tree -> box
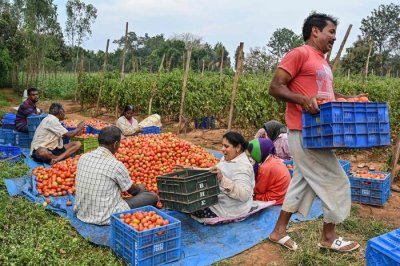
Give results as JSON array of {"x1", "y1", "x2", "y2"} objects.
[
  {"x1": 267, "y1": 28, "x2": 303, "y2": 59},
  {"x1": 341, "y1": 36, "x2": 379, "y2": 75},
  {"x1": 243, "y1": 47, "x2": 276, "y2": 73},
  {"x1": 65, "y1": 0, "x2": 97, "y2": 71},
  {"x1": 360, "y1": 3, "x2": 400, "y2": 74}
]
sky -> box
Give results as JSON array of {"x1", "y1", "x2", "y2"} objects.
[{"x1": 53, "y1": 0, "x2": 396, "y2": 60}]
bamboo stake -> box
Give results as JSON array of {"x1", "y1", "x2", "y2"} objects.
[
  {"x1": 96, "y1": 39, "x2": 110, "y2": 114},
  {"x1": 178, "y1": 48, "x2": 192, "y2": 133},
  {"x1": 116, "y1": 22, "x2": 129, "y2": 118},
  {"x1": 332, "y1": 24, "x2": 352, "y2": 72},
  {"x1": 227, "y1": 42, "x2": 244, "y2": 131}
]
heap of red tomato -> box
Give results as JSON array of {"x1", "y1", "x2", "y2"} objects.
[
  {"x1": 33, "y1": 133, "x2": 219, "y2": 202},
  {"x1": 85, "y1": 119, "x2": 109, "y2": 129},
  {"x1": 119, "y1": 210, "x2": 170, "y2": 232},
  {"x1": 116, "y1": 133, "x2": 219, "y2": 194},
  {"x1": 33, "y1": 156, "x2": 80, "y2": 196}
]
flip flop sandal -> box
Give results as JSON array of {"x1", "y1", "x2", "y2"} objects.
[
  {"x1": 269, "y1": 235, "x2": 298, "y2": 251},
  {"x1": 318, "y1": 237, "x2": 360, "y2": 252}
]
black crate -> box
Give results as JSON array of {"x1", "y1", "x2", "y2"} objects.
[
  {"x1": 157, "y1": 169, "x2": 218, "y2": 194},
  {"x1": 162, "y1": 195, "x2": 219, "y2": 213},
  {"x1": 159, "y1": 185, "x2": 219, "y2": 202}
]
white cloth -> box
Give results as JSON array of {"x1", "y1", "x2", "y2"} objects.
[
  {"x1": 115, "y1": 116, "x2": 139, "y2": 136},
  {"x1": 282, "y1": 130, "x2": 351, "y2": 224},
  {"x1": 30, "y1": 114, "x2": 68, "y2": 155},
  {"x1": 74, "y1": 147, "x2": 132, "y2": 225},
  {"x1": 210, "y1": 152, "x2": 255, "y2": 218}
]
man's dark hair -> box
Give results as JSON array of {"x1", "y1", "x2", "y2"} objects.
[
  {"x1": 27, "y1": 87, "x2": 39, "y2": 95},
  {"x1": 302, "y1": 13, "x2": 338, "y2": 41},
  {"x1": 98, "y1": 126, "x2": 122, "y2": 145},
  {"x1": 49, "y1": 103, "x2": 64, "y2": 115}
]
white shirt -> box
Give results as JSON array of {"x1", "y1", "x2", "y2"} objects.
[
  {"x1": 30, "y1": 114, "x2": 68, "y2": 154},
  {"x1": 210, "y1": 152, "x2": 255, "y2": 218}
]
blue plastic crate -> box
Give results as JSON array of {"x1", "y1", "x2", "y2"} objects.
[
  {"x1": 195, "y1": 117, "x2": 216, "y2": 129},
  {"x1": 283, "y1": 160, "x2": 294, "y2": 177},
  {"x1": 350, "y1": 171, "x2": 391, "y2": 206},
  {"x1": 366, "y1": 229, "x2": 400, "y2": 266},
  {"x1": 142, "y1": 126, "x2": 161, "y2": 135},
  {"x1": 283, "y1": 159, "x2": 350, "y2": 177},
  {"x1": 0, "y1": 145, "x2": 21, "y2": 163},
  {"x1": 0, "y1": 129, "x2": 15, "y2": 145},
  {"x1": 2, "y1": 123, "x2": 15, "y2": 130},
  {"x1": 27, "y1": 113, "x2": 48, "y2": 126},
  {"x1": 339, "y1": 159, "x2": 351, "y2": 175},
  {"x1": 3, "y1": 113, "x2": 16, "y2": 120},
  {"x1": 302, "y1": 102, "x2": 390, "y2": 149},
  {"x1": 13, "y1": 131, "x2": 32, "y2": 148},
  {"x1": 110, "y1": 206, "x2": 181, "y2": 266}
]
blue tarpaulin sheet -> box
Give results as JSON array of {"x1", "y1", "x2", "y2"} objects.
[{"x1": 4, "y1": 150, "x2": 324, "y2": 265}]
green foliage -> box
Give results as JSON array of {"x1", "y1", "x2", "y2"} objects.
[
  {"x1": 282, "y1": 207, "x2": 394, "y2": 266},
  {"x1": 0, "y1": 48, "x2": 12, "y2": 87},
  {"x1": 267, "y1": 28, "x2": 303, "y2": 59}
]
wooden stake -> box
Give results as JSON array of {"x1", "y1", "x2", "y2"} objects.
[
  {"x1": 167, "y1": 54, "x2": 173, "y2": 71},
  {"x1": 332, "y1": 24, "x2": 352, "y2": 72},
  {"x1": 202, "y1": 59, "x2": 205, "y2": 76},
  {"x1": 363, "y1": 37, "x2": 373, "y2": 81},
  {"x1": 116, "y1": 22, "x2": 129, "y2": 118},
  {"x1": 131, "y1": 49, "x2": 135, "y2": 73},
  {"x1": 219, "y1": 47, "x2": 224, "y2": 82},
  {"x1": 78, "y1": 47, "x2": 84, "y2": 109},
  {"x1": 326, "y1": 49, "x2": 332, "y2": 63},
  {"x1": 347, "y1": 69, "x2": 350, "y2": 79},
  {"x1": 178, "y1": 48, "x2": 192, "y2": 133},
  {"x1": 227, "y1": 42, "x2": 244, "y2": 131},
  {"x1": 96, "y1": 39, "x2": 109, "y2": 114}
]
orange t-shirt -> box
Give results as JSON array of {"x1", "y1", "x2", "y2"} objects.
[
  {"x1": 254, "y1": 156, "x2": 291, "y2": 205},
  {"x1": 279, "y1": 45, "x2": 335, "y2": 130}
]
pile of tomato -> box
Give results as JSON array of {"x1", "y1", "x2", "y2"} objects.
[
  {"x1": 85, "y1": 119, "x2": 109, "y2": 129},
  {"x1": 74, "y1": 133, "x2": 98, "y2": 139},
  {"x1": 33, "y1": 156, "x2": 80, "y2": 196},
  {"x1": 33, "y1": 133, "x2": 219, "y2": 203},
  {"x1": 119, "y1": 210, "x2": 170, "y2": 232},
  {"x1": 353, "y1": 170, "x2": 387, "y2": 180},
  {"x1": 317, "y1": 96, "x2": 369, "y2": 105},
  {"x1": 116, "y1": 133, "x2": 219, "y2": 194}
]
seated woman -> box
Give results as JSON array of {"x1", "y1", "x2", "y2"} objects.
[
  {"x1": 191, "y1": 131, "x2": 256, "y2": 219},
  {"x1": 247, "y1": 138, "x2": 291, "y2": 205},
  {"x1": 254, "y1": 120, "x2": 291, "y2": 160},
  {"x1": 116, "y1": 105, "x2": 141, "y2": 136}
]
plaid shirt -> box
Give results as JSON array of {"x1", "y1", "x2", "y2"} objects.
[
  {"x1": 15, "y1": 98, "x2": 38, "y2": 130},
  {"x1": 74, "y1": 147, "x2": 132, "y2": 225}
]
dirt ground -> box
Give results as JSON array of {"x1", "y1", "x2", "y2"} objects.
[{"x1": 5, "y1": 90, "x2": 400, "y2": 265}]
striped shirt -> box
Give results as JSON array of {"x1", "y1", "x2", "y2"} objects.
[{"x1": 15, "y1": 99, "x2": 38, "y2": 130}]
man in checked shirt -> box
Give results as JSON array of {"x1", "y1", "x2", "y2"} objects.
[{"x1": 74, "y1": 126, "x2": 158, "y2": 225}]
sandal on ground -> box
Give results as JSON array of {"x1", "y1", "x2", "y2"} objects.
[
  {"x1": 318, "y1": 237, "x2": 360, "y2": 252},
  {"x1": 268, "y1": 235, "x2": 298, "y2": 251}
]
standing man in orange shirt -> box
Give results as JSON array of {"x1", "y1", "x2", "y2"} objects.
[{"x1": 268, "y1": 13, "x2": 361, "y2": 252}]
